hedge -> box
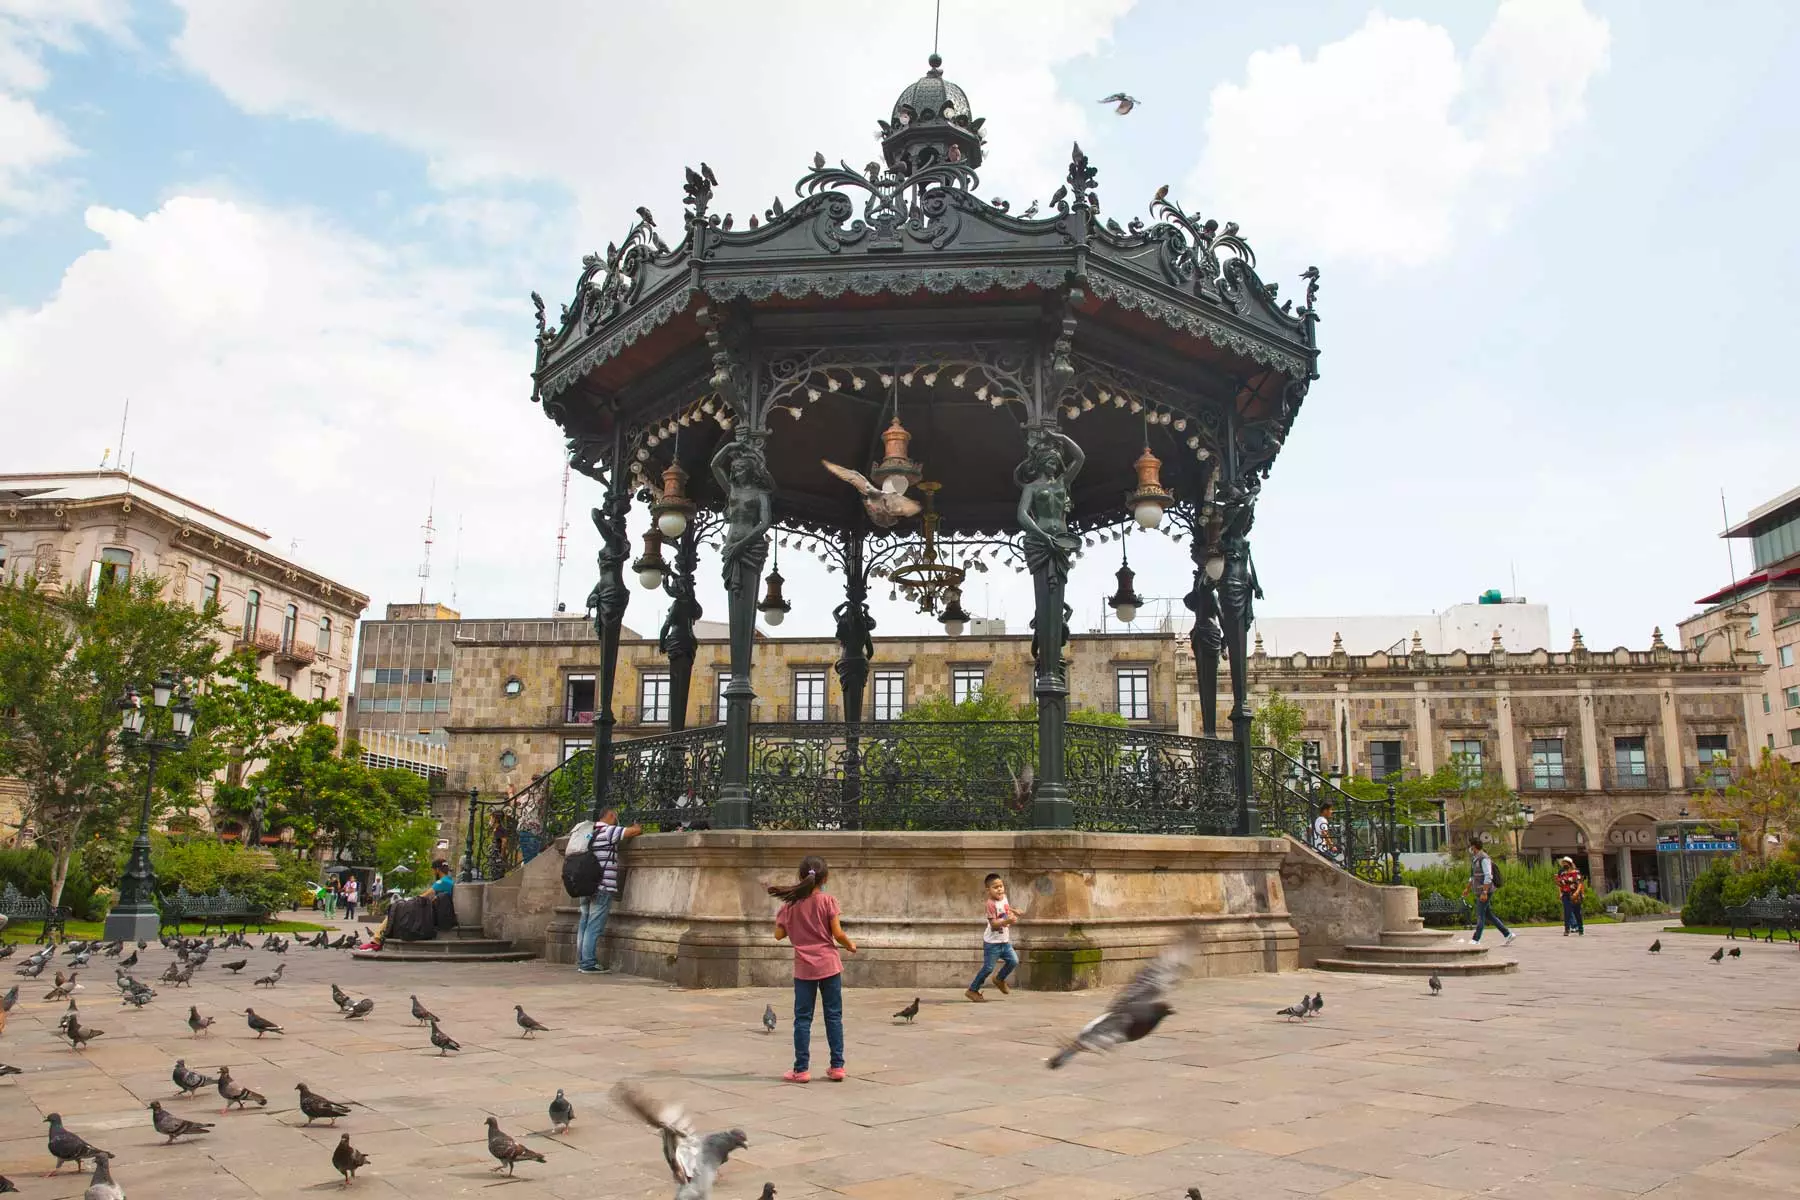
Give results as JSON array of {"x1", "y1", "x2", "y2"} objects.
[
  {"x1": 0, "y1": 848, "x2": 105, "y2": 920},
  {"x1": 1402, "y1": 860, "x2": 1650, "y2": 924},
  {"x1": 1682, "y1": 860, "x2": 1800, "y2": 926}
]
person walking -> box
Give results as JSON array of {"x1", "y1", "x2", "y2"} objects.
[
  {"x1": 1464, "y1": 837, "x2": 1515, "y2": 946},
  {"x1": 965, "y1": 873, "x2": 1019, "y2": 1002},
  {"x1": 564, "y1": 807, "x2": 642, "y2": 975},
  {"x1": 1555, "y1": 856, "x2": 1586, "y2": 936},
  {"x1": 342, "y1": 875, "x2": 358, "y2": 923},
  {"x1": 770, "y1": 855, "x2": 857, "y2": 1083}
]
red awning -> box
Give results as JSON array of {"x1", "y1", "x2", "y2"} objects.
[{"x1": 1696, "y1": 566, "x2": 1800, "y2": 605}]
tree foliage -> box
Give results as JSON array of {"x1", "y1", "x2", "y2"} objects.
[
  {"x1": 375, "y1": 817, "x2": 441, "y2": 889},
  {"x1": 254, "y1": 727, "x2": 431, "y2": 863},
  {"x1": 1696, "y1": 748, "x2": 1800, "y2": 864},
  {"x1": 182, "y1": 651, "x2": 337, "y2": 825},
  {"x1": 1251, "y1": 690, "x2": 1307, "y2": 761}
]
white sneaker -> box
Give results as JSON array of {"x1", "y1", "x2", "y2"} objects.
[{"x1": 1503, "y1": 933, "x2": 1516, "y2": 946}]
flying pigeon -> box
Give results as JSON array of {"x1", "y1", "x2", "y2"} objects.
[
  {"x1": 332, "y1": 1134, "x2": 370, "y2": 1187},
  {"x1": 0, "y1": 1064, "x2": 20, "y2": 1079},
  {"x1": 549, "y1": 1089, "x2": 574, "y2": 1134},
  {"x1": 149, "y1": 1099, "x2": 212, "y2": 1143},
  {"x1": 515, "y1": 1005, "x2": 550, "y2": 1037},
  {"x1": 1648, "y1": 940, "x2": 1661, "y2": 953},
  {"x1": 44, "y1": 1113, "x2": 108, "y2": 1172},
  {"x1": 762, "y1": 1004, "x2": 777, "y2": 1034},
  {"x1": 484, "y1": 1116, "x2": 547, "y2": 1176},
  {"x1": 820, "y1": 460, "x2": 922, "y2": 528},
  {"x1": 1710, "y1": 947, "x2": 1725, "y2": 963},
  {"x1": 893, "y1": 998, "x2": 920, "y2": 1024},
  {"x1": 343, "y1": 998, "x2": 375, "y2": 1020},
  {"x1": 429, "y1": 1020, "x2": 461, "y2": 1055},
  {"x1": 0, "y1": 1174, "x2": 15, "y2": 1192},
  {"x1": 187, "y1": 1006, "x2": 214, "y2": 1036},
  {"x1": 1099, "y1": 92, "x2": 1140, "y2": 115},
  {"x1": 1276, "y1": 998, "x2": 1311, "y2": 1022},
  {"x1": 243, "y1": 1008, "x2": 284, "y2": 1037},
  {"x1": 613, "y1": 1082, "x2": 750, "y2": 1199},
  {"x1": 296, "y1": 1082, "x2": 353, "y2": 1125},
  {"x1": 410, "y1": 994, "x2": 437, "y2": 1025},
  {"x1": 1428, "y1": 973, "x2": 1442, "y2": 996},
  {"x1": 172, "y1": 1059, "x2": 216, "y2": 1097},
  {"x1": 1729, "y1": 947, "x2": 1742, "y2": 958},
  {"x1": 1047, "y1": 936, "x2": 1196, "y2": 1068},
  {"x1": 83, "y1": 1152, "x2": 123, "y2": 1200},
  {"x1": 217, "y1": 1065, "x2": 267, "y2": 1111}
]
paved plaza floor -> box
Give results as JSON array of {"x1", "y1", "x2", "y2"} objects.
[{"x1": 2, "y1": 919, "x2": 1799, "y2": 1199}]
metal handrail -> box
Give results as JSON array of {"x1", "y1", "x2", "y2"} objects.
[{"x1": 1252, "y1": 745, "x2": 1400, "y2": 884}]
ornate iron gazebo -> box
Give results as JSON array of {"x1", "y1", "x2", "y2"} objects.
[{"x1": 530, "y1": 55, "x2": 1320, "y2": 836}]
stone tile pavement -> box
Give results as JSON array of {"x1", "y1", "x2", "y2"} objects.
[{"x1": 2, "y1": 921, "x2": 1799, "y2": 1198}]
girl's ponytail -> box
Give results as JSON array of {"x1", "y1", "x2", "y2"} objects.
[{"x1": 767, "y1": 854, "x2": 830, "y2": 904}]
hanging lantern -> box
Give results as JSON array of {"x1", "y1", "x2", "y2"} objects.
[
  {"x1": 870, "y1": 415, "x2": 922, "y2": 495},
  {"x1": 1108, "y1": 543, "x2": 1143, "y2": 624},
  {"x1": 1126, "y1": 446, "x2": 1173, "y2": 529},
  {"x1": 939, "y1": 585, "x2": 970, "y2": 636},
  {"x1": 758, "y1": 566, "x2": 792, "y2": 626},
  {"x1": 632, "y1": 529, "x2": 668, "y2": 590},
  {"x1": 651, "y1": 461, "x2": 697, "y2": 538}
]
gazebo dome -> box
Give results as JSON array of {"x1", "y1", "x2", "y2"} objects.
[{"x1": 882, "y1": 54, "x2": 984, "y2": 175}]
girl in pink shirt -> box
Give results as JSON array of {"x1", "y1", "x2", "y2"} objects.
[{"x1": 770, "y1": 855, "x2": 857, "y2": 1083}]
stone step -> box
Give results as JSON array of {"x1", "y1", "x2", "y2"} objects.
[
  {"x1": 1313, "y1": 956, "x2": 1517, "y2": 976},
  {"x1": 1379, "y1": 929, "x2": 1456, "y2": 946},
  {"x1": 1338, "y1": 942, "x2": 1491, "y2": 962},
  {"x1": 351, "y1": 948, "x2": 536, "y2": 964}
]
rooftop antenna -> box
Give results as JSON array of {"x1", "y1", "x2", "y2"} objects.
[
  {"x1": 451, "y1": 514, "x2": 464, "y2": 608},
  {"x1": 417, "y1": 482, "x2": 436, "y2": 604},
  {"x1": 552, "y1": 456, "x2": 572, "y2": 613},
  {"x1": 1721, "y1": 489, "x2": 1739, "y2": 588},
  {"x1": 933, "y1": 0, "x2": 941, "y2": 56},
  {"x1": 115, "y1": 399, "x2": 129, "y2": 473}
]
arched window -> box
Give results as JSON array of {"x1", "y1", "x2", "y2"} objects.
[
  {"x1": 244, "y1": 589, "x2": 261, "y2": 638},
  {"x1": 317, "y1": 615, "x2": 332, "y2": 655},
  {"x1": 282, "y1": 603, "x2": 299, "y2": 649},
  {"x1": 201, "y1": 573, "x2": 220, "y2": 609},
  {"x1": 88, "y1": 547, "x2": 133, "y2": 602}
]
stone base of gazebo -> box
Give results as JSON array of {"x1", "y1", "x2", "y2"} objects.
[{"x1": 484, "y1": 830, "x2": 1299, "y2": 989}]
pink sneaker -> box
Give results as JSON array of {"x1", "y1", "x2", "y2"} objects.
[
  {"x1": 782, "y1": 1069, "x2": 810, "y2": 1083},
  {"x1": 826, "y1": 1067, "x2": 846, "y2": 1082}
]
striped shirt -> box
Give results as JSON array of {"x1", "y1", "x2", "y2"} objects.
[{"x1": 589, "y1": 821, "x2": 626, "y2": 894}]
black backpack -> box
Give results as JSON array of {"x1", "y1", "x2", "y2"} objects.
[
  {"x1": 561, "y1": 830, "x2": 603, "y2": 899},
  {"x1": 1488, "y1": 858, "x2": 1504, "y2": 890}
]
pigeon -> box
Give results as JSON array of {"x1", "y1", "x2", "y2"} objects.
[
  {"x1": 758, "y1": 1187, "x2": 776, "y2": 1200},
  {"x1": 1276, "y1": 998, "x2": 1312, "y2": 1022},
  {"x1": 0, "y1": 1063, "x2": 19, "y2": 1079},
  {"x1": 0, "y1": 1175, "x2": 14, "y2": 1192},
  {"x1": 762, "y1": 1004, "x2": 778, "y2": 1034},
  {"x1": 428, "y1": 1020, "x2": 461, "y2": 1055},
  {"x1": 187, "y1": 1006, "x2": 213, "y2": 1036},
  {"x1": 1729, "y1": 947, "x2": 1742, "y2": 958},
  {"x1": 16, "y1": 957, "x2": 45, "y2": 978},
  {"x1": 220, "y1": 960, "x2": 247, "y2": 973},
  {"x1": 332, "y1": 1133, "x2": 369, "y2": 1186},
  {"x1": 217, "y1": 1066, "x2": 266, "y2": 1111},
  {"x1": 514, "y1": 1005, "x2": 550, "y2": 1037},
  {"x1": 45, "y1": 1113, "x2": 108, "y2": 1172},
  {"x1": 330, "y1": 983, "x2": 352, "y2": 1012},
  {"x1": 409, "y1": 994, "x2": 437, "y2": 1025},
  {"x1": 253, "y1": 964, "x2": 285, "y2": 987},
  {"x1": 1047, "y1": 935, "x2": 1196, "y2": 1069},
  {"x1": 83, "y1": 1152, "x2": 122, "y2": 1200},
  {"x1": 243, "y1": 1008, "x2": 284, "y2": 1037},
  {"x1": 893, "y1": 997, "x2": 919, "y2": 1024},
  {"x1": 101, "y1": 942, "x2": 122, "y2": 958},
  {"x1": 1711, "y1": 947, "x2": 1725, "y2": 963},
  {"x1": 63, "y1": 1016, "x2": 103, "y2": 1050},
  {"x1": 149, "y1": 1100, "x2": 212, "y2": 1143},
  {"x1": 1428, "y1": 973, "x2": 1442, "y2": 996},
  {"x1": 484, "y1": 1116, "x2": 546, "y2": 1175},
  {"x1": 1099, "y1": 92, "x2": 1140, "y2": 115},
  {"x1": 119, "y1": 988, "x2": 153, "y2": 1009},
  {"x1": 1, "y1": 985, "x2": 16, "y2": 1012},
  {"x1": 0, "y1": 943, "x2": 12, "y2": 958},
  {"x1": 343, "y1": 998, "x2": 375, "y2": 1020},
  {"x1": 45, "y1": 970, "x2": 80, "y2": 1000},
  {"x1": 613, "y1": 1083, "x2": 750, "y2": 1200},
  {"x1": 1308, "y1": 992, "x2": 1324, "y2": 1017},
  {"x1": 1186, "y1": 1190, "x2": 1202, "y2": 1200},
  {"x1": 820, "y1": 460, "x2": 922, "y2": 528},
  {"x1": 296, "y1": 1083, "x2": 353, "y2": 1125},
  {"x1": 172, "y1": 1059, "x2": 216, "y2": 1097},
  {"x1": 118, "y1": 951, "x2": 137, "y2": 969},
  {"x1": 1648, "y1": 940, "x2": 1661, "y2": 953},
  {"x1": 549, "y1": 1088, "x2": 574, "y2": 1134}
]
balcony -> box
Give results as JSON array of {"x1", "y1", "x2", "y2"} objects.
[
  {"x1": 274, "y1": 638, "x2": 316, "y2": 667},
  {"x1": 233, "y1": 629, "x2": 281, "y2": 657},
  {"x1": 1685, "y1": 764, "x2": 1737, "y2": 792},
  {"x1": 1518, "y1": 769, "x2": 1587, "y2": 793},
  {"x1": 771, "y1": 704, "x2": 843, "y2": 723},
  {"x1": 552, "y1": 705, "x2": 596, "y2": 725},
  {"x1": 1600, "y1": 765, "x2": 1667, "y2": 791}
]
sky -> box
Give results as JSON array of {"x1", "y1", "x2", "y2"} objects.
[{"x1": 3, "y1": 0, "x2": 1797, "y2": 654}]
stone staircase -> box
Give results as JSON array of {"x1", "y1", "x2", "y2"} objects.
[
  {"x1": 1314, "y1": 925, "x2": 1516, "y2": 976},
  {"x1": 351, "y1": 924, "x2": 534, "y2": 965}
]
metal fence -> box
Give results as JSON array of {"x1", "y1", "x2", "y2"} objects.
[{"x1": 1252, "y1": 746, "x2": 1400, "y2": 884}]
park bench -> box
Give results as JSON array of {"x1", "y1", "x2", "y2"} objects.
[
  {"x1": 1419, "y1": 893, "x2": 1470, "y2": 928},
  {"x1": 1723, "y1": 892, "x2": 1800, "y2": 943},
  {"x1": 158, "y1": 887, "x2": 273, "y2": 934},
  {"x1": 0, "y1": 883, "x2": 70, "y2": 941}
]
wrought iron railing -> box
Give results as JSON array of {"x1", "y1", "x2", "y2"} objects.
[{"x1": 1252, "y1": 746, "x2": 1400, "y2": 884}]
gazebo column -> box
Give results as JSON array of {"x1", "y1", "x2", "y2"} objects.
[
  {"x1": 1215, "y1": 476, "x2": 1262, "y2": 836},
  {"x1": 834, "y1": 531, "x2": 875, "y2": 829},
  {"x1": 586, "y1": 462, "x2": 632, "y2": 820},
  {"x1": 659, "y1": 525, "x2": 702, "y2": 732},
  {"x1": 1183, "y1": 505, "x2": 1224, "y2": 738},
  {"x1": 712, "y1": 429, "x2": 773, "y2": 830},
  {"x1": 1017, "y1": 423, "x2": 1085, "y2": 829}
]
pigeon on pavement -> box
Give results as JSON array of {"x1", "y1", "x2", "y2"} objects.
[
  {"x1": 343, "y1": 998, "x2": 375, "y2": 1020},
  {"x1": 296, "y1": 1083, "x2": 353, "y2": 1125},
  {"x1": 762, "y1": 1004, "x2": 777, "y2": 1034},
  {"x1": 409, "y1": 994, "x2": 436, "y2": 1025},
  {"x1": 1047, "y1": 935, "x2": 1195, "y2": 1069},
  {"x1": 332, "y1": 1134, "x2": 369, "y2": 1186},
  {"x1": 1729, "y1": 947, "x2": 1742, "y2": 958},
  {"x1": 0, "y1": 1064, "x2": 20, "y2": 1079},
  {"x1": 45, "y1": 1113, "x2": 108, "y2": 1172},
  {"x1": 1, "y1": 985, "x2": 16, "y2": 1012},
  {"x1": 217, "y1": 1066, "x2": 267, "y2": 1111},
  {"x1": 893, "y1": 998, "x2": 919, "y2": 1024},
  {"x1": 0, "y1": 1174, "x2": 15, "y2": 1192},
  {"x1": 243, "y1": 1008, "x2": 284, "y2": 1038},
  {"x1": 149, "y1": 1100, "x2": 212, "y2": 1143},
  {"x1": 1276, "y1": 998, "x2": 1311, "y2": 1022},
  {"x1": 187, "y1": 1007, "x2": 213, "y2": 1036},
  {"x1": 1308, "y1": 992, "x2": 1324, "y2": 1017},
  {"x1": 62, "y1": 1016, "x2": 103, "y2": 1050},
  {"x1": 172, "y1": 1060, "x2": 216, "y2": 1097},
  {"x1": 253, "y1": 964, "x2": 285, "y2": 987},
  {"x1": 549, "y1": 1089, "x2": 574, "y2": 1133},
  {"x1": 82, "y1": 1152, "x2": 122, "y2": 1200},
  {"x1": 758, "y1": 1186, "x2": 776, "y2": 1200},
  {"x1": 1648, "y1": 940, "x2": 1661, "y2": 953},
  {"x1": 1099, "y1": 92, "x2": 1140, "y2": 115},
  {"x1": 515, "y1": 1005, "x2": 550, "y2": 1037},
  {"x1": 220, "y1": 960, "x2": 247, "y2": 973},
  {"x1": 330, "y1": 984, "x2": 352, "y2": 1012},
  {"x1": 1711, "y1": 947, "x2": 1725, "y2": 963},
  {"x1": 613, "y1": 1082, "x2": 749, "y2": 1200},
  {"x1": 484, "y1": 1117, "x2": 546, "y2": 1175},
  {"x1": 118, "y1": 951, "x2": 137, "y2": 969},
  {"x1": 1428, "y1": 973, "x2": 1443, "y2": 996},
  {"x1": 428, "y1": 1020, "x2": 460, "y2": 1056}
]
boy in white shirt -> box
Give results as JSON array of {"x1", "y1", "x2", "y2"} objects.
[{"x1": 965, "y1": 873, "x2": 1020, "y2": 1001}]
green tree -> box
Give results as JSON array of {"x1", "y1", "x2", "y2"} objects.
[
  {"x1": 1251, "y1": 690, "x2": 1307, "y2": 760},
  {"x1": 184, "y1": 651, "x2": 337, "y2": 827},
  {"x1": 375, "y1": 816, "x2": 441, "y2": 889},
  {"x1": 0, "y1": 575, "x2": 220, "y2": 906},
  {"x1": 254, "y1": 726, "x2": 431, "y2": 863},
  {"x1": 1698, "y1": 748, "x2": 1800, "y2": 864}
]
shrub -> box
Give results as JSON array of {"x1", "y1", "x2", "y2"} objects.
[
  {"x1": 1682, "y1": 860, "x2": 1730, "y2": 926},
  {"x1": 0, "y1": 847, "x2": 104, "y2": 920},
  {"x1": 1597, "y1": 889, "x2": 1666, "y2": 916},
  {"x1": 150, "y1": 836, "x2": 295, "y2": 913},
  {"x1": 1401, "y1": 859, "x2": 1613, "y2": 924},
  {"x1": 1719, "y1": 861, "x2": 1799, "y2": 908}
]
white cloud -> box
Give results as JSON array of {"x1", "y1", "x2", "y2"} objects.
[
  {"x1": 0, "y1": 0, "x2": 127, "y2": 225},
  {"x1": 171, "y1": 0, "x2": 1134, "y2": 253},
  {"x1": 1191, "y1": 0, "x2": 1609, "y2": 268}
]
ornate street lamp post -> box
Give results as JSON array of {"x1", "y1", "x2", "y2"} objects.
[{"x1": 106, "y1": 670, "x2": 196, "y2": 942}]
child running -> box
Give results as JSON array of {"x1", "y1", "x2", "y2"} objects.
[
  {"x1": 770, "y1": 855, "x2": 857, "y2": 1083},
  {"x1": 966, "y1": 872, "x2": 1019, "y2": 1002}
]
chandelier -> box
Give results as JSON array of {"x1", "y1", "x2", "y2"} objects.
[{"x1": 887, "y1": 482, "x2": 970, "y2": 631}]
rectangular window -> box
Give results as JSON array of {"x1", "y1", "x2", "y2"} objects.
[
  {"x1": 243, "y1": 589, "x2": 261, "y2": 638},
  {"x1": 640, "y1": 671, "x2": 672, "y2": 724},
  {"x1": 405, "y1": 697, "x2": 426, "y2": 712},
  {"x1": 1449, "y1": 738, "x2": 1484, "y2": 785},
  {"x1": 1750, "y1": 615, "x2": 1762, "y2": 638},
  {"x1": 1529, "y1": 737, "x2": 1567, "y2": 789},
  {"x1": 317, "y1": 616, "x2": 332, "y2": 654},
  {"x1": 280, "y1": 675, "x2": 294, "y2": 693},
  {"x1": 88, "y1": 547, "x2": 133, "y2": 602},
  {"x1": 1115, "y1": 668, "x2": 1150, "y2": 720},
  {"x1": 564, "y1": 674, "x2": 596, "y2": 723},
  {"x1": 1407, "y1": 801, "x2": 1448, "y2": 855},
  {"x1": 1367, "y1": 739, "x2": 1403, "y2": 781},
  {"x1": 0, "y1": 544, "x2": 7, "y2": 581},
  {"x1": 872, "y1": 670, "x2": 906, "y2": 721},
  {"x1": 360, "y1": 668, "x2": 376, "y2": 685},
  {"x1": 714, "y1": 673, "x2": 730, "y2": 723},
  {"x1": 1767, "y1": 694, "x2": 1775, "y2": 714},
  {"x1": 1781, "y1": 645, "x2": 1796, "y2": 668},
  {"x1": 282, "y1": 603, "x2": 299, "y2": 649},
  {"x1": 1786, "y1": 687, "x2": 1800, "y2": 710},
  {"x1": 562, "y1": 738, "x2": 593, "y2": 762},
  {"x1": 373, "y1": 667, "x2": 406, "y2": 685},
  {"x1": 406, "y1": 667, "x2": 451, "y2": 684},
  {"x1": 202, "y1": 573, "x2": 219, "y2": 609},
  {"x1": 314, "y1": 682, "x2": 328, "y2": 703},
  {"x1": 1790, "y1": 728, "x2": 1800, "y2": 747},
  {"x1": 951, "y1": 667, "x2": 985, "y2": 705},
  {"x1": 1613, "y1": 736, "x2": 1648, "y2": 788},
  {"x1": 793, "y1": 670, "x2": 828, "y2": 721}
]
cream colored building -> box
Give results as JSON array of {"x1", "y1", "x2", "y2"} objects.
[{"x1": 1678, "y1": 483, "x2": 1800, "y2": 763}]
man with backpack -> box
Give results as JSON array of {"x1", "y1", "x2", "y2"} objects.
[
  {"x1": 562, "y1": 806, "x2": 642, "y2": 975},
  {"x1": 1464, "y1": 836, "x2": 1515, "y2": 946}
]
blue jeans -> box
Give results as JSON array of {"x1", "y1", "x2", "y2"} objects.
[
  {"x1": 793, "y1": 973, "x2": 844, "y2": 1072},
  {"x1": 1561, "y1": 894, "x2": 1584, "y2": 933},
  {"x1": 969, "y1": 941, "x2": 1019, "y2": 992},
  {"x1": 1472, "y1": 894, "x2": 1511, "y2": 941},
  {"x1": 576, "y1": 891, "x2": 614, "y2": 970},
  {"x1": 519, "y1": 831, "x2": 543, "y2": 865}
]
